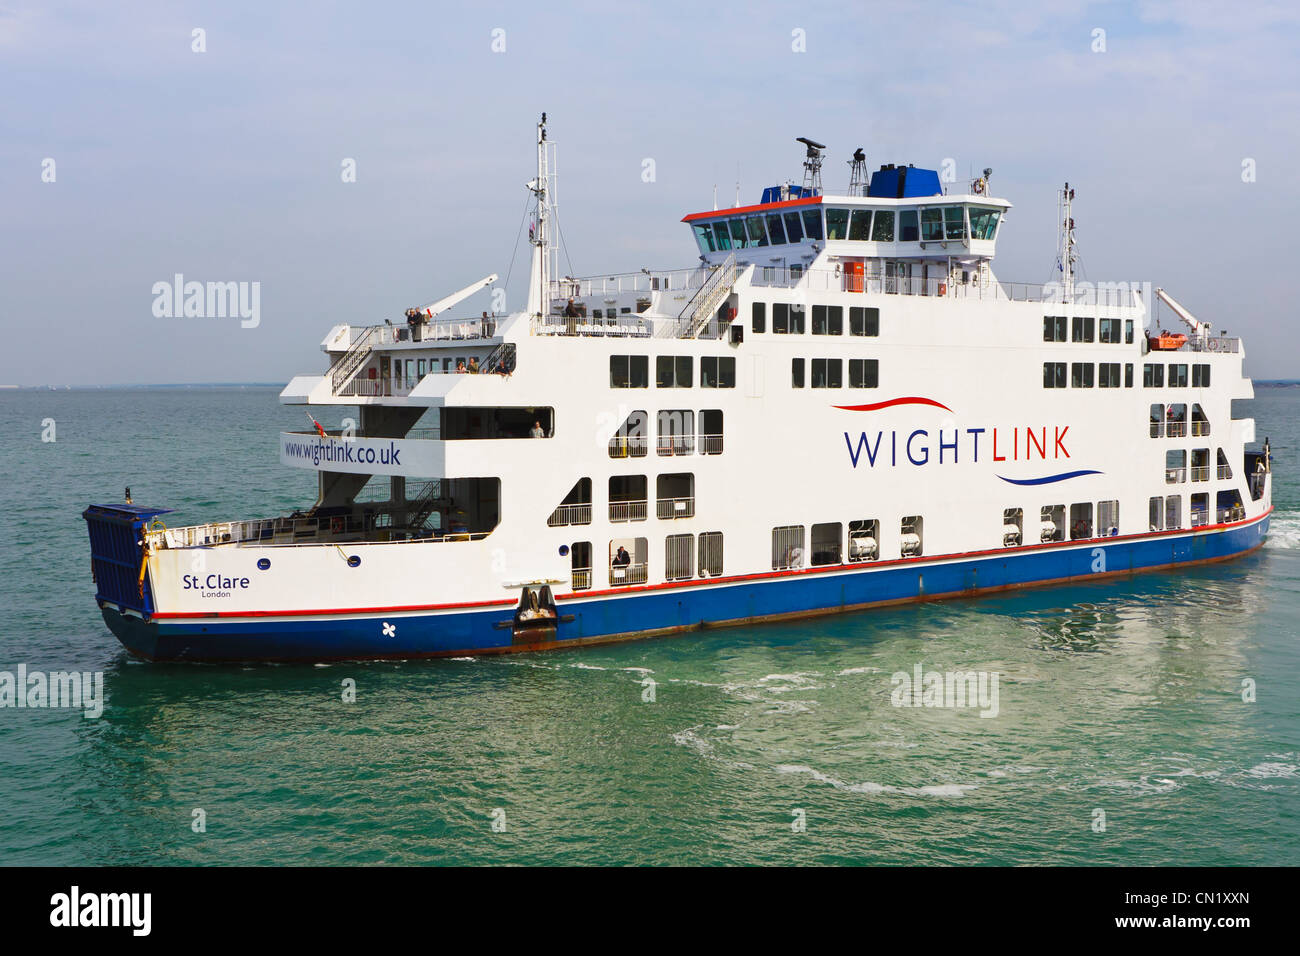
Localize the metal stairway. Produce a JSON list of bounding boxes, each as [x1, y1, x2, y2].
[[328, 326, 379, 392], [667, 253, 736, 338]]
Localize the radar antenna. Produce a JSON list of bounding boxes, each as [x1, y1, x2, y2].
[[797, 137, 826, 194], [1057, 182, 1077, 300], [847, 147, 867, 196]]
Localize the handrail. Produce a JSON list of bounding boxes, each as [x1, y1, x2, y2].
[[329, 326, 379, 391]]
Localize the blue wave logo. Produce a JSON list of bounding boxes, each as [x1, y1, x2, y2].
[[997, 469, 1102, 486]]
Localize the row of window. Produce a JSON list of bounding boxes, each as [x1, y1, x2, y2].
[[1043, 316, 1135, 344], [1043, 362, 1132, 388], [792, 357, 879, 389], [607, 410, 724, 458], [566, 532, 726, 590], [1164, 448, 1233, 484], [1143, 363, 1211, 388], [1150, 491, 1245, 529], [752, 303, 880, 337], [1149, 403, 1210, 438], [690, 204, 1001, 256], [549, 473, 698, 528], [610, 355, 736, 389]]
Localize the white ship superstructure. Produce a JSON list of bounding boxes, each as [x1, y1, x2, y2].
[[84, 117, 1273, 661]]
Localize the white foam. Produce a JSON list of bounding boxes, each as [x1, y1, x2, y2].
[[1264, 511, 1300, 550], [1240, 761, 1299, 779], [836, 666, 881, 676], [775, 763, 977, 798]]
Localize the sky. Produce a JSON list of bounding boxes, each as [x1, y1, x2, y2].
[[1, 0, 1297, 384]]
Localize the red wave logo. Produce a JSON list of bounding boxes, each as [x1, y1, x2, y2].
[[832, 397, 953, 413]]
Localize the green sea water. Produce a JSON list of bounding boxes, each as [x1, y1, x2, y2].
[[0, 386, 1297, 866]]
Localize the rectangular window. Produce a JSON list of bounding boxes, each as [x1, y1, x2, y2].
[[1192, 363, 1211, 387], [1071, 362, 1094, 388], [712, 221, 732, 251], [811, 358, 842, 388], [1166, 449, 1187, 484], [1099, 318, 1122, 343], [943, 206, 964, 239], [1143, 363, 1164, 388], [772, 302, 789, 334], [802, 208, 823, 241], [848, 209, 872, 241], [1071, 316, 1095, 343], [772, 526, 806, 570], [746, 215, 769, 247], [850, 306, 880, 336], [752, 302, 766, 334], [656, 355, 693, 388], [871, 210, 895, 242], [783, 211, 804, 243], [1125, 319, 1134, 344], [700, 356, 736, 388], [920, 207, 944, 241], [1125, 363, 1134, 388], [848, 519, 879, 561], [1098, 363, 1121, 388], [1069, 502, 1094, 540], [665, 534, 694, 581], [610, 355, 648, 388], [1097, 500, 1119, 535], [811, 305, 843, 335], [1043, 362, 1066, 388], [849, 358, 879, 388], [792, 358, 805, 388], [825, 208, 850, 240], [765, 213, 787, 245], [899, 210, 919, 242], [810, 522, 842, 566], [1149, 496, 1163, 531], [1165, 495, 1182, 530], [728, 218, 749, 249], [698, 532, 723, 577], [1169, 364, 1188, 387], [789, 304, 805, 334], [1043, 315, 1067, 342]]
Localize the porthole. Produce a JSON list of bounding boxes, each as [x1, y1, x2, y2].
[[257, 558, 271, 571], [558, 545, 570, 557], [347, 555, 361, 568]]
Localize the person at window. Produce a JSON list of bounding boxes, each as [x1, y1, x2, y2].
[[563, 298, 579, 317], [482, 311, 495, 337], [468, 357, 479, 374], [494, 358, 510, 376], [456, 361, 467, 374], [529, 420, 544, 438], [612, 546, 631, 568]]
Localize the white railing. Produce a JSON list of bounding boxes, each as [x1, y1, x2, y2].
[[656, 436, 695, 456], [550, 267, 708, 299], [571, 568, 592, 590], [547, 503, 592, 527], [1165, 422, 1187, 438], [1218, 464, 1233, 480], [1191, 421, 1210, 436], [1166, 467, 1187, 483], [699, 434, 724, 455], [656, 496, 695, 519], [145, 515, 490, 550], [1190, 510, 1209, 527], [609, 500, 648, 522], [1191, 465, 1210, 482], [608, 436, 649, 458], [609, 562, 648, 585], [531, 315, 656, 337]]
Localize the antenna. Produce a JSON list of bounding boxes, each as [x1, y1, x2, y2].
[[796, 137, 826, 194], [1058, 182, 1077, 300], [847, 147, 867, 196], [526, 113, 557, 321]]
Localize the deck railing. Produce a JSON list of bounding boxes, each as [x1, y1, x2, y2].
[[609, 562, 648, 585], [608, 436, 649, 458], [656, 496, 695, 519], [609, 500, 648, 522], [547, 503, 592, 527], [656, 436, 695, 456], [1218, 464, 1233, 480], [570, 568, 592, 591], [1190, 465, 1210, 482]]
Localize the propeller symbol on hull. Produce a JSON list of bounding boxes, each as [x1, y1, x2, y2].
[[382, 622, 396, 637]]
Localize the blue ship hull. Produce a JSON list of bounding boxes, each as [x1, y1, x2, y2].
[[99, 513, 1270, 662]]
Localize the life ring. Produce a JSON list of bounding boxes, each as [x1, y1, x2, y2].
[[938, 282, 948, 296]]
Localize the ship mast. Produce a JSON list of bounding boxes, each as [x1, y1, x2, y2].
[[1059, 182, 1077, 300], [526, 113, 556, 320]]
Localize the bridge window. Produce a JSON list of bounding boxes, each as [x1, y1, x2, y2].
[[656, 473, 695, 519], [701, 356, 736, 388], [657, 410, 695, 455], [772, 525, 805, 570], [1040, 504, 1065, 542], [811, 358, 842, 388], [608, 409, 649, 458], [728, 219, 749, 249], [698, 532, 724, 576], [968, 207, 1000, 240], [1069, 503, 1093, 539], [765, 213, 787, 244], [1099, 363, 1121, 388], [849, 209, 872, 240], [1169, 364, 1188, 387], [812, 305, 842, 335], [547, 479, 592, 527], [746, 215, 769, 246], [792, 358, 805, 388], [1043, 315, 1067, 342], [699, 409, 724, 454], [656, 355, 693, 388], [901, 515, 923, 556], [1193, 363, 1211, 387], [848, 519, 879, 561], [811, 522, 842, 566], [943, 206, 964, 240], [609, 476, 647, 522], [825, 208, 850, 240], [1003, 507, 1023, 547], [802, 208, 824, 240], [783, 211, 804, 243], [899, 209, 919, 241], [1071, 362, 1094, 388], [850, 306, 879, 336], [1044, 362, 1066, 388], [1143, 363, 1164, 387], [712, 221, 732, 251], [611, 354, 649, 388], [921, 207, 943, 241], [693, 224, 716, 254], [849, 358, 879, 388], [608, 537, 647, 586], [871, 210, 895, 242], [752, 302, 766, 333], [1071, 316, 1095, 342]]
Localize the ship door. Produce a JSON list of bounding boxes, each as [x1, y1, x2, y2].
[[379, 356, 391, 395]]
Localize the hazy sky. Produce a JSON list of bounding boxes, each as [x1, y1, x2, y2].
[[2, 0, 1297, 384]]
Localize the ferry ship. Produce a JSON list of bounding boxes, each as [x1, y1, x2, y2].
[[84, 116, 1274, 662]]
